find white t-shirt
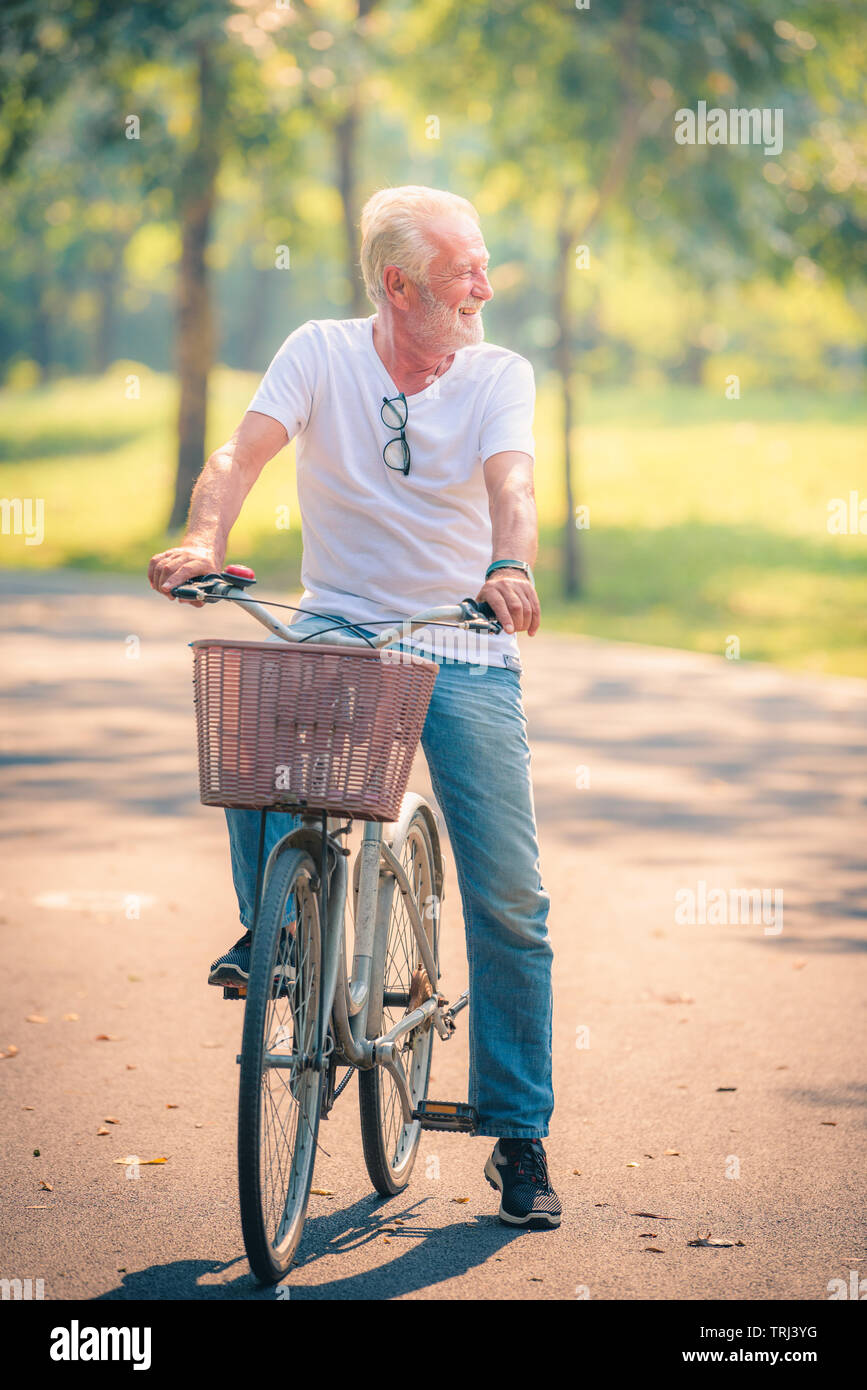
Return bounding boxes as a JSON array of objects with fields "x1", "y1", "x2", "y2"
[{"x1": 246, "y1": 314, "x2": 536, "y2": 668}]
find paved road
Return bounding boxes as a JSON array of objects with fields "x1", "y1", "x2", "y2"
[{"x1": 2, "y1": 571, "x2": 865, "y2": 1301}]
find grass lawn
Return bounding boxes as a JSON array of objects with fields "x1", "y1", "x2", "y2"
[{"x1": 1, "y1": 365, "x2": 865, "y2": 676}]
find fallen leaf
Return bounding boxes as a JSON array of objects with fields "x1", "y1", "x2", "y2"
[
  {"x1": 94, "y1": 1034, "x2": 119, "y2": 1042},
  {"x1": 309, "y1": 1188, "x2": 333, "y2": 1197},
  {"x1": 166, "y1": 1104, "x2": 179, "y2": 1109},
  {"x1": 820, "y1": 1121, "x2": 837, "y2": 1127},
  {"x1": 1, "y1": 1044, "x2": 20, "y2": 1059},
  {"x1": 716, "y1": 1087, "x2": 737, "y2": 1092},
  {"x1": 663, "y1": 1149, "x2": 680, "y2": 1156},
  {"x1": 26, "y1": 1014, "x2": 48, "y2": 1024},
  {"x1": 626, "y1": 1162, "x2": 640, "y2": 1168},
  {"x1": 631, "y1": 1212, "x2": 676, "y2": 1221},
  {"x1": 62, "y1": 1013, "x2": 79, "y2": 1022},
  {"x1": 39, "y1": 1180, "x2": 53, "y2": 1191},
  {"x1": 451, "y1": 1196, "x2": 470, "y2": 1204},
  {"x1": 104, "y1": 1117, "x2": 119, "y2": 1124},
  {"x1": 126, "y1": 1064, "x2": 136, "y2": 1070},
  {"x1": 22, "y1": 1105, "x2": 35, "y2": 1111},
  {"x1": 97, "y1": 1127, "x2": 111, "y2": 1136},
  {"x1": 111, "y1": 1155, "x2": 167, "y2": 1165},
  {"x1": 644, "y1": 1154, "x2": 655, "y2": 1159},
  {"x1": 639, "y1": 1233, "x2": 657, "y2": 1238},
  {"x1": 572, "y1": 1169, "x2": 581, "y2": 1175},
  {"x1": 528, "y1": 1276, "x2": 543, "y2": 1281},
  {"x1": 645, "y1": 1247, "x2": 664, "y2": 1253}
]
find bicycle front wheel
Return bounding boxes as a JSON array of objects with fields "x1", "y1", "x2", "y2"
[
  {"x1": 359, "y1": 805, "x2": 440, "y2": 1197},
  {"x1": 238, "y1": 844, "x2": 324, "y2": 1283}
]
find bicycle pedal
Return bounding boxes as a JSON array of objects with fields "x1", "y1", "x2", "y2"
[
  {"x1": 223, "y1": 985, "x2": 246, "y2": 1000},
  {"x1": 413, "y1": 1100, "x2": 479, "y2": 1134}
]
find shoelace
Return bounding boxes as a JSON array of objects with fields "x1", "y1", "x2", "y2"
[{"x1": 507, "y1": 1140, "x2": 548, "y2": 1186}]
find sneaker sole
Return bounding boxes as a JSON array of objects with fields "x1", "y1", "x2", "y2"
[
  {"x1": 208, "y1": 964, "x2": 249, "y2": 988},
  {"x1": 484, "y1": 1157, "x2": 562, "y2": 1229},
  {"x1": 207, "y1": 964, "x2": 295, "y2": 991}
]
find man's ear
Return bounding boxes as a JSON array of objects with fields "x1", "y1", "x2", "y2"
[{"x1": 382, "y1": 264, "x2": 411, "y2": 310}]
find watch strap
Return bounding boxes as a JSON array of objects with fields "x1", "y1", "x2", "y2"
[{"x1": 485, "y1": 559, "x2": 535, "y2": 586}]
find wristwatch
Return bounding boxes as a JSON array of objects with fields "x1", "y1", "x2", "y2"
[{"x1": 485, "y1": 559, "x2": 535, "y2": 586}]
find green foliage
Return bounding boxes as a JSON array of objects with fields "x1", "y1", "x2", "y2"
[{"x1": 1, "y1": 370, "x2": 864, "y2": 676}]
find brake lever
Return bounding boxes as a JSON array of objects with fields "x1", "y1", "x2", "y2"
[
  {"x1": 170, "y1": 572, "x2": 225, "y2": 602},
  {"x1": 460, "y1": 597, "x2": 503, "y2": 635}
]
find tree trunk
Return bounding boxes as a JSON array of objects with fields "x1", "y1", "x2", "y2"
[
  {"x1": 555, "y1": 196, "x2": 581, "y2": 598},
  {"x1": 335, "y1": 101, "x2": 366, "y2": 318},
  {"x1": 168, "y1": 43, "x2": 227, "y2": 533},
  {"x1": 30, "y1": 275, "x2": 52, "y2": 374},
  {"x1": 552, "y1": 0, "x2": 642, "y2": 599},
  {"x1": 93, "y1": 250, "x2": 123, "y2": 374},
  {"x1": 238, "y1": 266, "x2": 273, "y2": 369}
]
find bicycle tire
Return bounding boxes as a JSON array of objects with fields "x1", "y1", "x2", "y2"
[
  {"x1": 237, "y1": 844, "x2": 324, "y2": 1283},
  {"x1": 359, "y1": 805, "x2": 441, "y2": 1197}
]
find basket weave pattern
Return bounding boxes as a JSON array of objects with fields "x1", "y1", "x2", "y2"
[{"x1": 191, "y1": 639, "x2": 438, "y2": 822}]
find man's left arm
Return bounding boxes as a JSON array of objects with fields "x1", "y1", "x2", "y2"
[{"x1": 479, "y1": 450, "x2": 541, "y2": 637}]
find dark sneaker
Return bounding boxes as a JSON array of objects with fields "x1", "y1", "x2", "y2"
[
  {"x1": 208, "y1": 932, "x2": 252, "y2": 988},
  {"x1": 484, "y1": 1138, "x2": 562, "y2": 1229},
  {"x1": 208, "y1": 929, "x2": 297, "y2": 993}
]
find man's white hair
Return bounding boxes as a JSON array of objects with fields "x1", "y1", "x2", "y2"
[{"x1": 360, "y1": 185, "x2": 480, "y2": 308}]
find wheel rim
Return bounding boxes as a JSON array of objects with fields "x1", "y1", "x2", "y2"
[
  {"x1": 258, "y1": 874, "x2": 321, "y2": 1259},
  {"x1": 375, "y1": 822, "x2": 437, "y2": 1176}
]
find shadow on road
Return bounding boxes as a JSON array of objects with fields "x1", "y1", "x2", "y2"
[{"x1": 94, "y1": 1194, "x2": 526, "y2": 1300}]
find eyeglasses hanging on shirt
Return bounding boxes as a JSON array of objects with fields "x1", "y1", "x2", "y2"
[{"x1": 380, "y1": 392, "x2": 411, "y2": 476}]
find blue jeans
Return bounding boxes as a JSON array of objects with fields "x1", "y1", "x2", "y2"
[{"x1": 224, "y1": 619, "x2": 554, "y2": 1138}]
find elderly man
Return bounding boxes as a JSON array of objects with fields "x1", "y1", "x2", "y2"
[{"x1": 148, "y1": 185, "x2": 559, "y2": 1229}]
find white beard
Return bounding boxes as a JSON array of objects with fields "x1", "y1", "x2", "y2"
[{"x1": 413, "y1": 284, "x2": 484, "y2": 353}]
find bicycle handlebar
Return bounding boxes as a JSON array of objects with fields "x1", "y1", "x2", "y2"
[{"x1": 169, "y1": 568, "x2": 504, "y2": 647}]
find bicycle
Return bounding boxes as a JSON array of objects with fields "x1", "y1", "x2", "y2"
[{"x1": 171, "y1": 564, "x2": 503, "y2": 1283}]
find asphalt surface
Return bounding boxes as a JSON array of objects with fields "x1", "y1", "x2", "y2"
[{"x1": 2, "y1": 570, "x2": 865, "y2": 1301}]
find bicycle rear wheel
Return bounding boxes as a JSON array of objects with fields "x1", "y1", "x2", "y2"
[
  {"x1": 359, "y1": 805, "x2": 440, "y2": 1197},
  {"x1": 238, "y1": 844, "x2": 324, "y2": 1283}
]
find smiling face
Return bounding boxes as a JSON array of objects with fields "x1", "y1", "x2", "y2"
[{"x1": 410, "y1": 214, "x2": 494, "y2": 352}]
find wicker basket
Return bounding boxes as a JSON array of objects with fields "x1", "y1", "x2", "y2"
[{"x1": 190, "y1": 639, "x2": 438, "y2": 822}]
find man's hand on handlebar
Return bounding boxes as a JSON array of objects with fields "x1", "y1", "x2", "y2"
[
  {"x1": 477, "y1": 571, "x2": 540, "y2": 637},
  {"x1": 148, "y1": 544, "x2": 223, "y2": 607}
]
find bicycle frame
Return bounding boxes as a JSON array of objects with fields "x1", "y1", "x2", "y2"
[
  {"x1": 269, "y1": 809, "x2": 449, "y2": 1123},
  {"x1": 196, "y1": 578, "x2": 482, "y2": 1123}
]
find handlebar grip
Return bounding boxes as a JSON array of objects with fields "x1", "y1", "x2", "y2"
[{"x1": 171, "y1": 583, "x2": 204, "y2": 600}]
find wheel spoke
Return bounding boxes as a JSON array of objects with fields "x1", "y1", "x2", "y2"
[
  {"x1": 239, "y1": 855, "x2": 323, "y2": 1280},
  {"x1": 373, "y1": 821, "x2": 436, "y2": 1174}
]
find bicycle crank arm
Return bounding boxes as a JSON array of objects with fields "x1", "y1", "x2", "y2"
[{"x1": 372, "y1": 995, "x2": 442, "y2": 1121}]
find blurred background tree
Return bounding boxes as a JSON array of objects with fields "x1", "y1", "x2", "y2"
[{"x1": 0, "y1": 0, "x2": 865, "y2": 672}]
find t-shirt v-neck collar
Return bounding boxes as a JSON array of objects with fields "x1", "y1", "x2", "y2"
[{"x1": 365, "y1": 314, "x2": 463, "y2": 402}]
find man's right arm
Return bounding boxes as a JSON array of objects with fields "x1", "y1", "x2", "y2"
[{"x1": 148, "y1": 410, "x2": 288, "y2": 600}]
